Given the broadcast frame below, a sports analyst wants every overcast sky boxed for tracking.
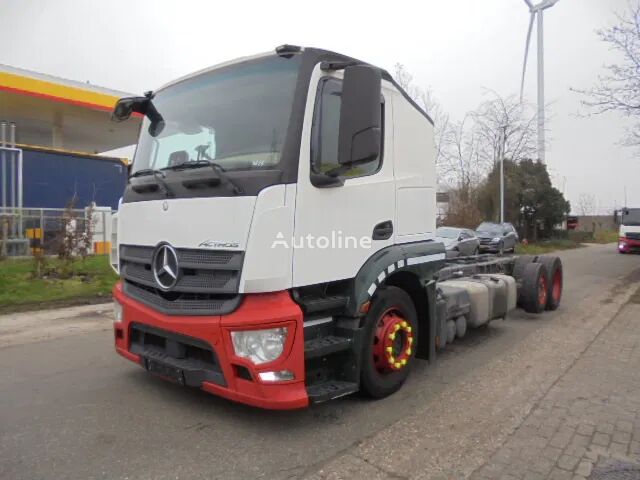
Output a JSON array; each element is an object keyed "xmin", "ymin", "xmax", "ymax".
[{"xmin": 1, "ymin": 0, "xmax": 638, "ymax": 213}]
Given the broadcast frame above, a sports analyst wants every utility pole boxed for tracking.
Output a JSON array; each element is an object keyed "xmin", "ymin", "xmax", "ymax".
[{"xmin": 499, "ymin": 125, "xmax": 507, "ymax": 223}]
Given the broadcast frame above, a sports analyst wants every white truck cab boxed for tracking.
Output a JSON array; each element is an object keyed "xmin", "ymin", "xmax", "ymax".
[{"xmin": 110, "ymin": 45, "xmax": 559, "ymax": 409}]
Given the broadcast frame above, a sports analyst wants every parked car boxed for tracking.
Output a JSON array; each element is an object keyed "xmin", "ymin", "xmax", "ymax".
[
  {"xmin": 475, "ymin": 222, "xmax": 519, "ymax": 254},
  {"xmin": 435, "ymin": 227, "xmax": 480, "ymax": 257}
]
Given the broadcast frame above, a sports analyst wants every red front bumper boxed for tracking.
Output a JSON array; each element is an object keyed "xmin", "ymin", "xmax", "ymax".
[
  {"xmin": 112, "ymin": 283, "xmax": 308, "ymax": 409},
  {"xmin": 618, "ymin": 237, "xmax": 640, "ymax": 253}
]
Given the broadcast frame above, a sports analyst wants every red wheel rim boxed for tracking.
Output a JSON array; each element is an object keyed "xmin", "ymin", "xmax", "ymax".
[
  {"xmin": 372, "ymin": 307, "xmax": 414, "ymax": 374},
  {"xmin": 551, "ymin": 269, "xmax": 562, "ymax": 303},
  {"xmin": 538, "ymin": 275, "xmax": 548, "ymax": 307}
]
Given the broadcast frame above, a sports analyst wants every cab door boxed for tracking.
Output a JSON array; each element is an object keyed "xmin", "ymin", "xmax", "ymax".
[{"xmin": 292, "ymin": 71, "xmax": 395, "ymax": 288}]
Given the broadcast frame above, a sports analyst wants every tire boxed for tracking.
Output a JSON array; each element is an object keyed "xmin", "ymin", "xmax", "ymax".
[
  {"xmin": 536, "ymin": 255, "xmax": 563, "ymax": 311},
  {"xmin": 360, "ymin": 286, "xmax": 418, "ymax": 399},
  {"xmin": 512, "ymin": 255, "xmax": 536, "ymax": 282},
  {"xmin": 520, "ymin": 262, "xmax": 549, "ymax": 314}
]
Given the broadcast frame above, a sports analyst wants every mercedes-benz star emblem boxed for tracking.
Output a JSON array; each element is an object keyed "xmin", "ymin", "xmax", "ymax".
[{"xmin": 152, "ymin": 244, "xmax": 179, "ymax": 290}]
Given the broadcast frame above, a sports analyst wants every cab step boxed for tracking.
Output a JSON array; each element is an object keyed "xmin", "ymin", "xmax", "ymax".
[
  {"xmin": 307, "ymin": 380, "xmax": 358, "ymax": 404},
  {"xmin": 304, "ymin": 335, "xmax": 352, "ymax": 359},
  {"xmin": 298, "ymin": 295, "xmax": 349, "ymax": 314}
]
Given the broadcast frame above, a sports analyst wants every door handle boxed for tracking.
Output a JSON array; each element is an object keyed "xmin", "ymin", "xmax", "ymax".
[{"xmin": 372, "ymin": 221, "xmax": 393, "ymax": 240}]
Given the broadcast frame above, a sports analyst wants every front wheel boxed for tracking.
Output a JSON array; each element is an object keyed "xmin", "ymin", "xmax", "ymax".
[{"xmin": 360, "ymin": 286, "xmax": 418, "ymax": 399}]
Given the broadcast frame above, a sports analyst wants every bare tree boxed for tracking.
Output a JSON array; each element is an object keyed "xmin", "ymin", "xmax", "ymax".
[
  {"xmin": 439, "ymin": 114, "xmax": 486, "ymax": 193},
  {"xmin": 576, "ymin": 193, "xmax": 597, "ymax": 216},
  {"xmin": 471, "ymin": 91, "xmax": 539, "ymax": 165},
  {"xmin": 437, "ymin": 92, "xmax": 538, "ymax": 192},
  {"xmin": 576, "ymin": 2, "xmax": 640, "ymax": 148}
]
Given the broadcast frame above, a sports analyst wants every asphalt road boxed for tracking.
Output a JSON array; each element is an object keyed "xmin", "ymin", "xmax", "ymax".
[{"xmin": 1, "ymin": 244, "xmax": 639, "ymax": 480}]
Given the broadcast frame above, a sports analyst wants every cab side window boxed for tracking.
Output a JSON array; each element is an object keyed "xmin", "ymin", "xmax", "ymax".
[{"xmin": 311, "ymin": 77, "xmax": 383, "ymax": 178}]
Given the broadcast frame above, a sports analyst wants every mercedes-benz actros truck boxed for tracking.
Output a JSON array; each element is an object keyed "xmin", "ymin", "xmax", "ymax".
[{"xmin": 109, "ymin": 45, "xmax": 563, "ymax": 409}]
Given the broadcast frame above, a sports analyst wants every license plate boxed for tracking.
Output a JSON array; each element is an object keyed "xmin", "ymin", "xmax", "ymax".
[{"xmin": 145, "ymin": 358, "xmax": 185, "ymax": 386}]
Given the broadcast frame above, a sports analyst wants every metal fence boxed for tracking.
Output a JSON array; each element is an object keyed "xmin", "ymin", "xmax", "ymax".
[{"xmin": 0, "ymin": 206, "xmax": 112, "ymax": 257}]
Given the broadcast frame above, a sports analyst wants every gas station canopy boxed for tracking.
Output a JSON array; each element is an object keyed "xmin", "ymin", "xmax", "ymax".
[{"xmin": 0, "ymin": 63, "xmax": 141, "ymax": 153}]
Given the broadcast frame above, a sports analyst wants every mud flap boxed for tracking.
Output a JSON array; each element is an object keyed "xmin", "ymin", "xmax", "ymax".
[{"xmin": 416, "ymin": 280, "xmax": 437, "ymax": 363}]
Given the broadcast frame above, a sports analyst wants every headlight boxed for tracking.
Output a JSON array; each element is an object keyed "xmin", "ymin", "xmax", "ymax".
[
  {"xmin": 113, "ymin": 300, "xmax": 123, "ymax": 322},
  {"xmin": 231, "ymin": 327, "xmax": 288, "ymax": 364},
  {"xmin": 492, "ymin": 237, "xmax": 501, "ymax": 243}
]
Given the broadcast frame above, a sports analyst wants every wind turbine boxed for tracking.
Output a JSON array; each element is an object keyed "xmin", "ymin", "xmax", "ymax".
[{"xmin": 520, "ymin": 0, "xmax": 560, "ymax": 165}]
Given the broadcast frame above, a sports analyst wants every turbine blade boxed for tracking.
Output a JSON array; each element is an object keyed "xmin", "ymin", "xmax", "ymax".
[
  {"xmin": 520, "ymin": 12, "xmax": 535, "ymax": 103},
  {"xmin": 539, "ymin": 0, "xmax": 560, "ymax": 10}
]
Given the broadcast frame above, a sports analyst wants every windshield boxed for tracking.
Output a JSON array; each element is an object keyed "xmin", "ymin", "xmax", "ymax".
[
  {"xmin": 132, "ymin": 55, "xmax": 301, "ymax": 175},
  {"xmin": 476, "ymin": 222, "xmax": 502, "ymax": 235},
  {"xmin": 622, "ymin": 209, "xmax": 640, "ymax": 226},
  {"xmin": 436, "ymin": 227, "xmax": 460, "ymax": 239}
]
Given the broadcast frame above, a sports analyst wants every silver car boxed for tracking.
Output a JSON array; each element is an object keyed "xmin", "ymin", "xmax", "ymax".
[
  {"xmin": 435, "ymin": 227, "xmax": 480, "ymax": 257},
  {"xmin": 475, "ymin": 222, "xmax": 519, "ymax": 254}
]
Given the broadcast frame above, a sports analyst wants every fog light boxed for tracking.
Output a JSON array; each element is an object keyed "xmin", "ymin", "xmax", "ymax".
[
  {"xmin": 231, "ymin": 327, "xmax": 288, "ymax": 365},
  {"xmin": 258, "ymin": 370, "xmax": 295, "ymax": 382},
  {"xmin": 113, "ymin": 300, "xmax": 123, "ymax": 322}
]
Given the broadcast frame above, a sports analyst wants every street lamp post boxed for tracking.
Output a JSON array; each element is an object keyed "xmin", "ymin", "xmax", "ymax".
[{"xmin": 499, "ymin": 125, "xmax": 507, "ymax": 223}]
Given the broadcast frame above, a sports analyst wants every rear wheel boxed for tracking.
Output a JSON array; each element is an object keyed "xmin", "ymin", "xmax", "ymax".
[
  {"xmin": 536, "ymin": 255, "xmax": 563, "ymax": 310},
  {"xmin": 520, "ymin": 262, "xmax": 549, "ymax": 314},
  {"xmin": 361, "ymin": 286, "xmax": 418, "ymax": 398},
  {"xmin": 513, "ymin": 255, "xmax": 536, "ymax": 281}
]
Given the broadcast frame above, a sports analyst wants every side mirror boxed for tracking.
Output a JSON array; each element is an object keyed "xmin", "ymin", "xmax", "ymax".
[
  {"xmin": 113, "ymin": 95, "xmax": 165, "ymax": 136},
  {"xmin": 112, "ymin": 96, "xmax": 148, "ymax": 122},
  {"xmin": 337, "ymin": 65, "xmax": 382, "ymax": 166}
]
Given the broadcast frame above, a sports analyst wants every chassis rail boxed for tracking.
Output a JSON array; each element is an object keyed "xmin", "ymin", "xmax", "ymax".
[{"xmin": 435, "ymin": 254, "xmax": 516, "ymax": 282}]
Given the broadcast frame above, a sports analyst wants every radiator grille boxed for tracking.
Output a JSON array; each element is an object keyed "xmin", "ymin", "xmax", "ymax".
[{"xmin": 120, "ymin": 244, "xmax": 243, "ymax": 315}]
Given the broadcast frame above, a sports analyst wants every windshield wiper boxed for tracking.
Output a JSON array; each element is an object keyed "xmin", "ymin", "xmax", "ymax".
[
  {"xmin": 163, "ymin": 159, "xmax": 244, "ymax": 194},
  {"xmin": 130, "ymin": 168, "xmax": 174, "ymax": 198}
]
